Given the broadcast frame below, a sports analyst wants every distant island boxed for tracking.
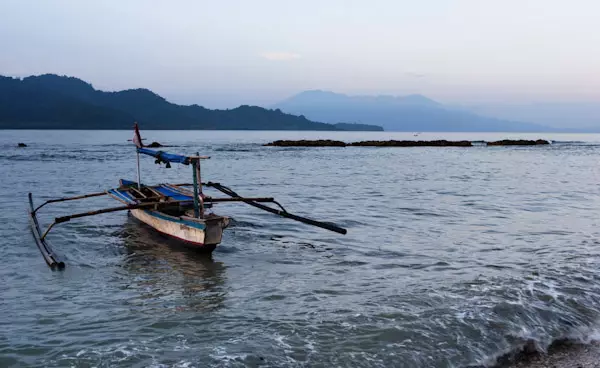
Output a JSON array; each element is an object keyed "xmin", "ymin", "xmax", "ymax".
[
  {"xmin": 272, "ymin": 90, "xmax": 553, "ymax": 132},
  {"xmin": 0, "ymin": 74, "xmax": 383, "ymax": 131}
]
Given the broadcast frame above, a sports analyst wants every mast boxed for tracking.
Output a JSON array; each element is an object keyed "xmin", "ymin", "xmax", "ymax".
[
  {"xmin": 195, "ymin": 152, "xmax": 203, "ymax": 196},
  {"xmin": 196, "ymin": 152, "xmax": 204, "ymax": 218},
  {"xmin": 191, "ymin": 160, "xmax": 200, "ymax": 218},
  {"xmin": 190, "ymin": 153, "xmax": 205, "ymax": 219},
  {"xmin": 132, "ymin": 122, "xmax": 143, "ymax": 190}
]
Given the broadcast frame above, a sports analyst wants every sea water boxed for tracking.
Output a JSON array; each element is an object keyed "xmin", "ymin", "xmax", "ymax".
[{"xmin": 2, "ymin": 130, "xmax": 600, "ymax": 367}]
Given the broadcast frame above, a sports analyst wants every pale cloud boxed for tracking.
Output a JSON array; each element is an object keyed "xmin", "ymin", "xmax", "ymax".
[
  {"xmin": 260, "ymin": 52, "xmax": 301, "ymax": 61},
  {"xmin": 405, "ymin": 72, "xmax": 426, "ymax": 78}
]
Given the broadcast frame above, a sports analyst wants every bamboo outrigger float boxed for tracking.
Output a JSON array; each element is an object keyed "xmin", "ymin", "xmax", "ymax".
[{"xmin": 28, "ymin": 124, "xmax": 347, "ymax": 269}]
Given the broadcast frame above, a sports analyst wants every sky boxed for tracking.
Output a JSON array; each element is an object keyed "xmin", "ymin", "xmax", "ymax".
[{"xmin": 1, "ymin": 0, "xmax": 599, "ymax": 109}]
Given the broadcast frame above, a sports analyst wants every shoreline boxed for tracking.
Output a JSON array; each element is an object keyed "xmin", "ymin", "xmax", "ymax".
[
  {"xmin": 504, "ymin": 343, "xmax": 600, "ymax": 368},
  {"xmin": 474, "ymin": 339, "xmax": 600, "ymax": 368}
]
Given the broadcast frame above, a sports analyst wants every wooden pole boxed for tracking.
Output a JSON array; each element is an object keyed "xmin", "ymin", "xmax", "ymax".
[
  {"xmin": 40, "ymin": 200, "xmax": 186, "ymax": 240},
  {"xmin": 53, "ymin": 201, "xmax": 165, "ymax": 223},
  {"xmin": 196, "ymin": 152, "xmax": 203, "ymax": 196},
  {"xmin": 195, "ymin": 152, "xmax": 204, "ymax": 218},
  {"xmin": 204, "ymin": 197, "xmax": 275, "ymax": 202},
  {"xmin": 136, "ymin": 151, "xmax": 142, "ymax": 190},
  {"xmin": 191, "ymin": 161, "xmax": 200, "ymax": 218},
  {"xmin": 33, "ymin": 191, "xmax": 108, "ymax": 214}
]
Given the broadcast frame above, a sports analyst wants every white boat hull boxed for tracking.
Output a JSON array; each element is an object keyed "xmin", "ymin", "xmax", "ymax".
[{"xmin": 130, "ymin": 209, "xmax": 227, "ymax": 250}]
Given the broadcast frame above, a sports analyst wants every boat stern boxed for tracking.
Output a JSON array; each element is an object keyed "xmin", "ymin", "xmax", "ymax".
[{"xmin": 204, "ymin": 215, "xmax": 229, "ymax": 245}]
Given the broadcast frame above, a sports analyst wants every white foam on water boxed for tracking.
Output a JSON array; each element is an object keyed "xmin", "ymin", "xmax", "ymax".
[
  {"xmin": 474, "ymin": 318, "xmax": 600, "ymax": 367},
  {"xmin": 455, "ymin": 311, "xmax": 467, "ymax": 320},
  {"xmin": 564, "ymin": 322, "xmax": 600, "ymax": 344},
  {"xmin": 386, "ymin": 339, "xmax": 413, "ymax": 348},
  {"xmin": 147, "ymin": 360, "xmax": 195, "ymax": 368},
  {"xmin": 174, "ymin": 361, "xmax": 194, "ymax": 368},
  {"xmin": 304, "ymin": 339, "xmax": 316, "ymax": 353},
  {"xmin": 271, "ymin": 332, "xmax": 292, "ymax": 349},
  {"xmin": 209, "ymin": 346, "xmax": 249, "ymax": 362},
  {"xmin": 341, "ymin": 321, "xmax": 357, "ymax": 330},
  {"xmin": 173, "ymin": 337, "xmax": 189, "ymax": 351}
]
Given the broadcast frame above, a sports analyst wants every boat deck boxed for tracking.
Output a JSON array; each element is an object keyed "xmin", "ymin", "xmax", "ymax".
[{"xmin": 111, "ymin": 179, "xmax": 201, "ymax": 205}]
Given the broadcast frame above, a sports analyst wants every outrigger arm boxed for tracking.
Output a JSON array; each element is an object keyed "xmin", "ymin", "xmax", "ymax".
[
  {"xmin": 171, "ymin": 182, "xmax": 348, "ymax": 234},
  {"xmin": 204, "ymin": 182, "xmax": 348, "ymax": 235},
  {"xmin": 38, "ymin": 200, "xmax": 181, "ymax": 240},
  {"xmin": 32, "ymin": 191, "xmax": 108, "ymax": 215},
  {"xmin": 32, "ymin": 192, "xmax": 282, "ymax": 241}
]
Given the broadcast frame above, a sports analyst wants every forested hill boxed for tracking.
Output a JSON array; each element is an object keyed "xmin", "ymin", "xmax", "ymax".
[{"xmin": 0, "ymin": 74, "xmax": 382, "ymax": 131}]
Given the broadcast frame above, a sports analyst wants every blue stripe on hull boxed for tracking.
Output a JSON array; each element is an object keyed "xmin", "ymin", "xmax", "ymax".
[{"xmin": 143, "ymin": 210, "xmax": 207, "ymax": 231}]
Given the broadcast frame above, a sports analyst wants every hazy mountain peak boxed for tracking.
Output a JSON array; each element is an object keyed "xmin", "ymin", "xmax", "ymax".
[
  {"xmin": 277, "ymin": 90, "xmax": 440, "ymax": 108},
  {"xmin": 272, "ymin": 90, "xmax": 549, "ymax": 132},
  {"xmin": 281, "ymin": 90, "xmax": 349, "ymax": 105},
  {"xmin": 398, "ymin": 94, "xmax": 440, "ymax": 106},
  {"xmin": 298, "ymin": 89, "xmax": 345, "ymax": 96}
]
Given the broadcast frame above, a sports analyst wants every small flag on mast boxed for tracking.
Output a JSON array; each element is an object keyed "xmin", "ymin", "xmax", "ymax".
[{"xmin": 133, "ymin": 123, "xmax": 143, "ymax": 148}]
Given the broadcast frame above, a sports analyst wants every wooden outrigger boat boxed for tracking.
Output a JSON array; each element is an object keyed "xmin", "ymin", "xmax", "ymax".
[{"xmin": 28, "ymin": 124, "xmax": 347, "ymax": 269}]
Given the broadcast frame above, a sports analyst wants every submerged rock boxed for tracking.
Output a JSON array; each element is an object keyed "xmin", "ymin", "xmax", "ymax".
[
  {"xmin": 146, "ymin": 141, "xmax": 164, "ymax": 148},
  {"xmin": 17, "ymin": 143, "xmax": 27, "ymax": 147},
  {"xmin": 485, "ymin": 337, "xmax": 600, "ymax": 368},
  {"xmin": 264, "ymin": 140, "xmax": 347, "ymax": 147},
  {"xmin": 486, "ymin": 139, "xmax": 550, "ymax": 146},
  {"xmin": 350, "ymin": 140, "xmax": 473, "ymax": 147}
]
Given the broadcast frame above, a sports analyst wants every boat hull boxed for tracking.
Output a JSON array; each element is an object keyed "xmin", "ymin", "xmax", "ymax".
[{"xmin": 130, "ymin": 209, "xmax": 227, "ymax": 252}]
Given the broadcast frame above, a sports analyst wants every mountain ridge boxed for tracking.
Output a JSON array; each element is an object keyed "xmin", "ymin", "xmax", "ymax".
[
  {"xmin": 272, "ymin": 90, "xmax": 552, "ymax": 132},
  {"xmin": 0, "ymin": 75, "xmax": 383, "ymax": 131}
]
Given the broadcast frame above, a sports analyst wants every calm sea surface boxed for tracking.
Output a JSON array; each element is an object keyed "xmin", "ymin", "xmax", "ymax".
[{"xmin": 2, "ymin": 130, "xmax": 600, "ymax": 367}]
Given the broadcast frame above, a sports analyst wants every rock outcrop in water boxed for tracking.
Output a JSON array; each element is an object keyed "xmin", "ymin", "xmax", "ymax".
[
  {"xmin": 264, "ymin": 140, "xmax": 347, "ymax": 147},
  {"xmin": 17, "ymin": 143, "xmax": 27, "ymax": 147},
  {"xmin": 350, "ymin": 140, "xmax": 472, "ymax": 147},
  {"xmin": 146, "ymin": 141, "xmax": 164, "ymax": 148},
  {"xmin": 263, "ymin": 140, "xmax": 472, "ymax": 147},
  {"xmin": 486, "ymin": 338, "xmax": 600, "ymax": 368},
  {"xmin": 486, "ymin": 139, "xmax": 550, "ymax": 146},
  {"xmin": 264, "ymin": 139, "xmax": 552, "ymax": 148}
]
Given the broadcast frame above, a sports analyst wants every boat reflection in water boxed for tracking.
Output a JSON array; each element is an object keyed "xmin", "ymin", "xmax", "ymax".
[{"xmin": 116, "ymin": 216, "xmax": 228, "ymax": 313}]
